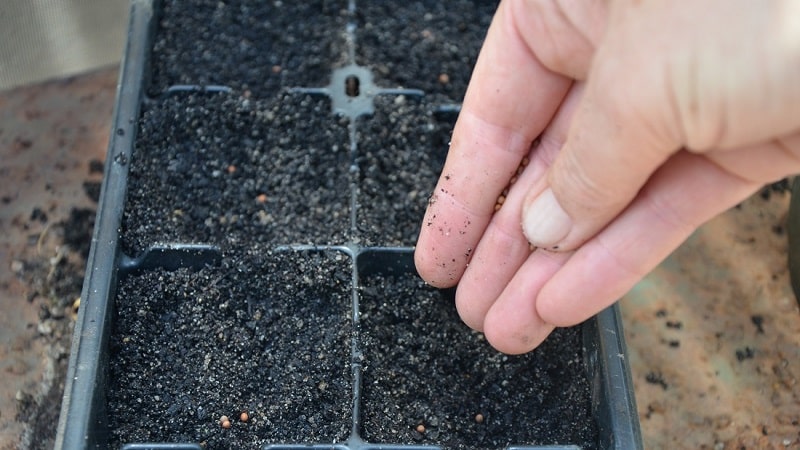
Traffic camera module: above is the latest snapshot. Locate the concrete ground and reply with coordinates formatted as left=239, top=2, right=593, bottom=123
left=621, top=191, right=800, bottom=449
left=0, top=67, right=117, bottom=449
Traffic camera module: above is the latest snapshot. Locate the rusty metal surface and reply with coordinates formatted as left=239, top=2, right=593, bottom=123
left=0, top=68, right=117, bottom=449
left=621, top=193, right=800, bottom=449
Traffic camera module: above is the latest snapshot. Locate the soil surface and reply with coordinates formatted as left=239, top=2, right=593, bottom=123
left=123, top=92, right=352, bottom=253
left=149, top=1, right=349, bottom=97
left=355, top=1, right=496, bottom=103
left=108, top=250, right=353, bottom=447
left=356, top=95, right=449, bottom=246
left=360, top=273, right=596, bottom=449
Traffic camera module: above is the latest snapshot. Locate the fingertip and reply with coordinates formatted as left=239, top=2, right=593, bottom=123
left=534, top=285, right=582, bottom=328
left=479, top=247, right=569, bottom=354
left=483, top=306, right=554, bottom=355
left=454, top=284, right=486, bottom=332
left=413, top=246, right=458, bottom=289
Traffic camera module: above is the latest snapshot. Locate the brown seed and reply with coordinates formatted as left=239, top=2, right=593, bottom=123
left=494, top=203, right=502, bottom=212
left=475, top=413, right=484, bottom=423
left=438, top=73, right=450, bottom=84
left=227, top=164, right=237, bottom=174
left=521, top=157, right=530, bottom=167
left=221, top=419, right=231, bottom=429
left=272, top=65, right=282, bottom=74
left=240, top=412, right=249, bottom=422
left=256, top=193, right=268, bottom=203
left=509, top=176, right=518, bottom=185
left=416, top=424, right=426, bottom=433
left=496, top=195, right=505, bottom=205
left=219, top=415, right=229, bottom=425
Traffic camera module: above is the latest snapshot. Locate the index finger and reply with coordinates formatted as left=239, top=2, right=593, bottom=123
left=415, top=1, right=571, bottom=287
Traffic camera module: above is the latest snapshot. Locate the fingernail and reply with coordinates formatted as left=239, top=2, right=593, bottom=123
left=522, top=188, right=572, bottom=249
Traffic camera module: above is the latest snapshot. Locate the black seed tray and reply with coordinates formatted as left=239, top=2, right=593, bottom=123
left=55, top=1, right=642, bottom=449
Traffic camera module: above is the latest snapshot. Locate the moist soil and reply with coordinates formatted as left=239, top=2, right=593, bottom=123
left=108, top=250, right=353, bottom=447
left=122, top=92, right=353, bottom=254
left=148, top=1, right=349, bottom=97
left=354, top=1, right=496, bottom=103
left=356, top=95, right=449, bottom=246
left=106, top=0, right=599, bottom=448
left=360, top=273, right=597, bottom=449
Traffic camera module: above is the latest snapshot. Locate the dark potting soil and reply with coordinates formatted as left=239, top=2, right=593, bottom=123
left=122, top=92, right=454, bottom=253
left=149, top=0, right=349, bottom=98
left=360, top=273, right=598, bottom=449
left=355, top=0, right=498, bottom=103
left=121, top=92, right=352, bottom=255
left=107, top=250, right=353, bottom=448
left=356, top=95, right=448, bottom=247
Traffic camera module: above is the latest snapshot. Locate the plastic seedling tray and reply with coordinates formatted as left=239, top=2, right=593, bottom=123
left=55, top=1, right=642, bottom=449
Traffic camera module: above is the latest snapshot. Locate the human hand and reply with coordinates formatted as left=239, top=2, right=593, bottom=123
left=415, top=0, right=800, bottom=354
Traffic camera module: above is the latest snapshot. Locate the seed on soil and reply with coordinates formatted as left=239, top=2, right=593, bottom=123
left=438, top=73, right=450, bottom=84
left=256, top=194, right=267, bottom=204
left=240, top=411, right=249, bottom=422
left=475, top=413, right=484, bottom=423
left=416, top=424, right=426, bottom=433
left=221, top=419, right=231, bottom=429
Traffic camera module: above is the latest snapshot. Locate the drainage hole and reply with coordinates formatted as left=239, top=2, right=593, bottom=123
left=345, top=75, right=360, bottom=97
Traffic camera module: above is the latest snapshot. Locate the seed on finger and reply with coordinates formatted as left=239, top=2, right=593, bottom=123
left=493, top=157, right=530, bottom=213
